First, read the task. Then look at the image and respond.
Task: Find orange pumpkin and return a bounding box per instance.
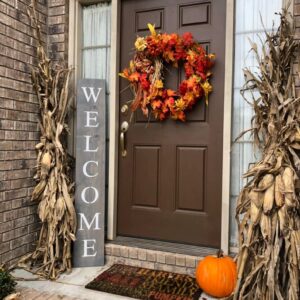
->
[195,250,237,298]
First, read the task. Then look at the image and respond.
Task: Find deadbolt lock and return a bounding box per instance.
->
[121,104,129,115]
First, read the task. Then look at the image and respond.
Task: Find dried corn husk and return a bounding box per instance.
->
[283,167,294,192]
[278,205,287,232]
[283,167,296,208]
[251,202,261,224]
[275,174,285,207]
[249,190,263,208]
[263,183,275,214]
[255,174,274,192]
[294,131,300,142]
[40,152,52,177]
[260,214,271,240]
[18,0,76,280]
[233,8,300,300]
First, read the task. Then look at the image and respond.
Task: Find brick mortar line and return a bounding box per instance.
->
[0,46,45,69]
[2,21,48,45]
[0,186,36,194]
[0,154,36,156]
[0,163,36,167]
[1,227,30,241]
[0,178,36,184]
[0,117,38,124]
[0,133,40,137]
[0,105,40,114]
[1,1,48,26]
[0,209,38,221]
[0,117,39,125]
[0,212,39,222]
[0,190,34,199]
[0,142,39,145]
[7,0,49,15]
[0,126,39,132]
[0,41,66,68]
[0,81,38,96]
[0,63,31,78]
[0,183,35,190]
[0,174,35,182]
[0,45,39,66]
[0,141,38,145]
[0,97,39,108]
[0,17,48,39]
[1,212,39,224]
[0,176,34,183]
[0,221,40,236]
[0,37,65,63]
[1,6,48,30]
[0,133,39,138]
[0,72,32,86]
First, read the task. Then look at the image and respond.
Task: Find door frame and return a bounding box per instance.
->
[69,0,235,253]
[108,0,234,254]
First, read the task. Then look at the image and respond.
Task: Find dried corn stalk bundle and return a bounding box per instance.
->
[232,9,300,300]
[18,1,76,280]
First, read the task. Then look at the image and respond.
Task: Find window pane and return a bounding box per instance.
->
[230,0,282,249]
[81,2,112,204]
[82,2,111,93]
[82,2,111,48]
[82,48,108,81]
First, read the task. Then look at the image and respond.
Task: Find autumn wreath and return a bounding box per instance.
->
[119,24,215,121]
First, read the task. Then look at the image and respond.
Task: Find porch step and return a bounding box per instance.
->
[105,241,217,276]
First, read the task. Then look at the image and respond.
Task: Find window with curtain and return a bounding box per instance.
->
[81,2,111,217]
[82,1,111,127]
[82,2,111,88]
[230,0,282,250]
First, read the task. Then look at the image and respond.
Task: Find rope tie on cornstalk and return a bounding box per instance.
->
[17,0,76,280]
[232,7,300,300]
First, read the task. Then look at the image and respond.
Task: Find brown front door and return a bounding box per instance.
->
[117,0,226,247]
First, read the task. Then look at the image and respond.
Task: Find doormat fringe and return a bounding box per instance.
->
[85,264,202,299]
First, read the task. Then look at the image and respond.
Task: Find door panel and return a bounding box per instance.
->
[117,0,226,247]
[176,146,206,212]
[132,146,160,208]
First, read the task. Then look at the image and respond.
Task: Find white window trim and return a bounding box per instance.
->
[69,0,235,253]
[221,0,234,254]
[69,0,119,242]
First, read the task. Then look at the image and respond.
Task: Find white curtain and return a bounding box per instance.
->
[230,0,282,249]
[82,2,111,92]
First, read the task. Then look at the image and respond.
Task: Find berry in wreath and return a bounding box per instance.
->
[119,24,215,121]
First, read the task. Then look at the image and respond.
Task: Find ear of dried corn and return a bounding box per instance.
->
[18,1,76,280]
[232,8,300,300]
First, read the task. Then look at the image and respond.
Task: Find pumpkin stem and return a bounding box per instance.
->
[217,249,224,258]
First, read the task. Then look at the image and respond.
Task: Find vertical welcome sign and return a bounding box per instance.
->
[74,79,105,267]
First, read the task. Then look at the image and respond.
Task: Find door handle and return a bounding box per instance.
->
[120,121,129,157]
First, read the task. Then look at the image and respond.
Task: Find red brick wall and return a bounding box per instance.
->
[48,0,68,63]
[0,0,68,266]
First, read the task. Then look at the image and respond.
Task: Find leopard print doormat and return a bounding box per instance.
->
[85,264,202,299]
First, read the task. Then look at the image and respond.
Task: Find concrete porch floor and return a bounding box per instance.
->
[12,266,215,300]
[13,267,132,300]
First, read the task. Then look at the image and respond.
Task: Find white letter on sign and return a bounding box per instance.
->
[83,161,98,177]
[82,239,97,257]
[81,87,102,103]
[81,186,99,204]
[84,111,99,127]
[78,213,101,230]
[84,135,98,152]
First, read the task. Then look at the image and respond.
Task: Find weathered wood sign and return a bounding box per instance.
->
[74,79,106,267]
